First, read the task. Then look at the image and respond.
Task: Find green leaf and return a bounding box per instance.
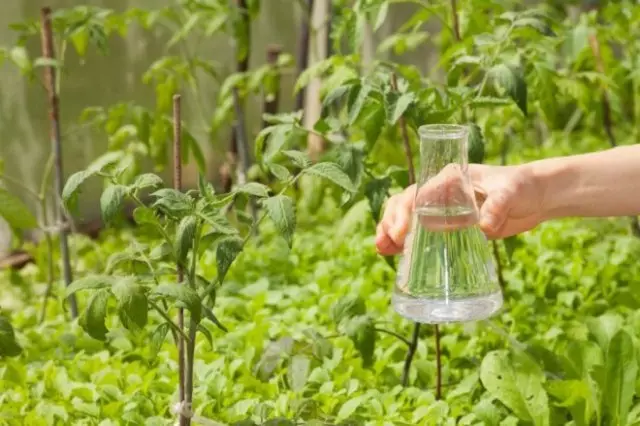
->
[345,315,376,368]
[0,188,37,230]
[304,162,357,193]
[62,170,94,210]
[111,279,148,331]
[151,188,193,216]
[480,350,550,425]
[79,289,111,341]
[216,236,244,283]
[197,324,214,349]
[357,102,385,147]
[150,323,170,358]
[282,150,311,169]
[174,216,197,265]
[470,97,514,108]
[389,92,415,125]
[488,64,528,116]
[348,84,372,125]
[331,294,367,325]
[132,173,164,190]
[513,17,555,36]
[269,164,291,182]
[202,305,228,333]
[65,275,113,298]
[602,330,638,426]
[287,354,311,392]
[337,395,366,421]
[234,182,270,198]
[152,284,201,322]
[261,195,296,248]
[100,184,127,224]
[0,316,22,357]
[467,122,485,164]
[9,46,30,72]
[364,177,390,223]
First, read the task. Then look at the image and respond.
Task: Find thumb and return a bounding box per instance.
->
[478,189,512,236]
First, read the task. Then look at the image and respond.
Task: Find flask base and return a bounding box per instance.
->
[392,291,503,324]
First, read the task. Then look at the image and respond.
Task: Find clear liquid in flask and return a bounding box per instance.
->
[392,206,503,324]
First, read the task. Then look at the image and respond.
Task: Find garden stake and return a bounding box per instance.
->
[173,94,188,426]
[588,33,640,238]
[295,0,314,114]
[40,6,78,319]
[391,73,441,398]
[232,87,257,223]
[261,44,282,131]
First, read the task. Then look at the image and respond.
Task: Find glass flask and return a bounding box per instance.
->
[392,124,503,324]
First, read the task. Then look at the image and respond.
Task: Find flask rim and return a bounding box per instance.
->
[418,124,468,140]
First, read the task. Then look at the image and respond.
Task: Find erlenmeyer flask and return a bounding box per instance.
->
[393,124,503,324]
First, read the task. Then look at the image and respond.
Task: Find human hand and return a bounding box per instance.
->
[375,163,546,256]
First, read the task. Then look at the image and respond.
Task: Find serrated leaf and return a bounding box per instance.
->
[133,206,159,226]
[111,279,148,331]
[269,164,291,182]
[513,17,555,36]
[480,350,550,425]
[151,188,193,216]
[261,195,296,248]
[65,275,113,297]
[100,185,127,224]
[488,64,528,116]
[304,162,357,193]
[79,289,111,341]
[468,123,485,164]
[389,92,415,125]
[133,173,164,190]
[357,102,385,147]
[331,294,367,325]
[345,315,376,368]
[282,150,311,168]
[150,322,170,358]
[62,170,93,210]
[174,216,197,265]
[470,97,513,108]
[287,354,311,392]
[216,236,243,283]
[0,316,22,357]
[0,188,37,230]
[235,182,270,198]
[348,84,372,125]
[364,177,390,223]
[152,284,201,322]
[603,330,637,426]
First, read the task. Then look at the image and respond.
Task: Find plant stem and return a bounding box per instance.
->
[173,94,188,426]
[390,73,416,186]
[401,323,420,386]
[450,0,460,41]
[262,45,282,130]
[40,6,77,319]
[38,153,56,324]
[374,328,411,346]
[231,87,257,223]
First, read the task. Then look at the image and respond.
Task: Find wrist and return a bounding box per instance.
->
[525,155,580,221]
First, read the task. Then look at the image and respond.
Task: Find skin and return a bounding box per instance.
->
[375,144,640,256]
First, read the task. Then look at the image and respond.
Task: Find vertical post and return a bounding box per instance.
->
[295,0,314,113]
[173,94,188,426]
[261,44,282,130]
[40,6,78,318]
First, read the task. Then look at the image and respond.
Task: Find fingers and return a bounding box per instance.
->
[478,189,512,237]
[375,186,415,255]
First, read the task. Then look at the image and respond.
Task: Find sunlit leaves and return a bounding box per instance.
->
[0,189,37,231]
[234,182,270,198]
[111,279,148,331]
[152,284,201,322]
[62,170,95,211]
[261,195,296,248]
[480,350,550,425]
[602,330,637,426]
[151,188,194,217]
[174,216,197,265]
[65,275,113,297]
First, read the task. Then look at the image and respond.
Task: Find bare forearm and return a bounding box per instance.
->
[529,144,640,220]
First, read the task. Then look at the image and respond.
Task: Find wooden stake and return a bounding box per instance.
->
[40,6,78,318]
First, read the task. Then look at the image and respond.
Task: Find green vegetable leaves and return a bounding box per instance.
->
[0,316,22,357]
[79,289,111,341]
[480,350,550,425]
[304,162,357,193]
[100,184,127,224]
[602,330,638,425]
